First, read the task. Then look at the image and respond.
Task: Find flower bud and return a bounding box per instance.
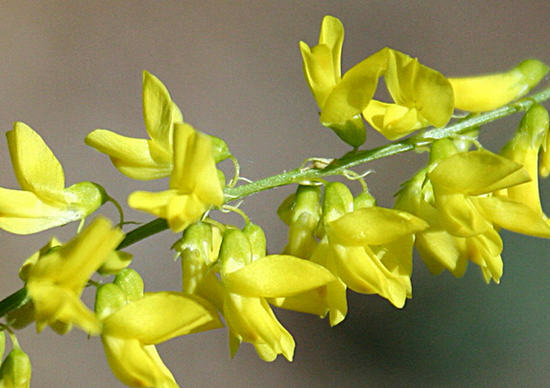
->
[177,222,220,294]
[95,283,127,321]
[353,190,376,210]
[242,223,267,262]
[322,182,354,223]
[281,185,322,257]
[65,181,108,217]
[113,268,144,302]
[219,229,252,276]
[0,342,31,388]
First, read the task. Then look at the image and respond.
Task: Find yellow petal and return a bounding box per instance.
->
[300,15,343,109]
[171,123,224,206]
[27,282,101,334]
[102,292,221,344]
[328,207,428,246]
[428,150,530,195]
[320,47,389,129]
[223,255,335,297]
[30,217,124,292]
[318,15,344,79]
[128,189,178,219]
[415,229,468,277]
[450,59,549,112]
[142,70,180,150]
[102,336,178,388]
[85,129,171,179]
[385,50,453,127]
[0,188,79,234]
[223,293,294,361]
[363,100,425,140]
[433,192,493,237]
[6,122,66,204]
[472,196,550,238]
[332,244,408,308]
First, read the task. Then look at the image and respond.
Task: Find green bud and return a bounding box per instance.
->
[292,185,322,225]
[282,185,322,257]
[94,283,127,321]
[242,223,267,262]
[177,222,215,293]
[517,59,550,90]
[219,229,252,275]
[521,104,549,148]
[66,181,108,216]
[113,268,144,302]
[209,135,232,162]
[429,138,458,164]
[354,190,376,210]
[0,343,31,388]
[322,182,354,223]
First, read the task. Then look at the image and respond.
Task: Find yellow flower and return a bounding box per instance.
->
[24,217,123,334]
[85,71,230,180]
[322,183,428,308]
[128,123,224,232]
[274,185,346,326]
[301,16,454,144]
[95,269,222,388]
[193,224,335,361]
[360,49,454,140]
[300,15,365,146]
[449,59,549,112]
[0,122,106,235]
[429,144,550,239]
[85,71,183,180]
[395,164,504,282]
[397,138,550,283]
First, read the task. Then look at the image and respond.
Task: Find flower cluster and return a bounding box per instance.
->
[301,15,548,146]
[0,14,549,388]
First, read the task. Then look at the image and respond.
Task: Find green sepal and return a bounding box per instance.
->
[327,114,366,148]
[113,268,144,302]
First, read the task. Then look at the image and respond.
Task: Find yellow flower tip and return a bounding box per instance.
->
[450,59,549,112]
[516,59,550,88]
[0,123,107,234]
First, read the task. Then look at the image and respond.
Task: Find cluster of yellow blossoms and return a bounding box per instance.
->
[1,14,549,387]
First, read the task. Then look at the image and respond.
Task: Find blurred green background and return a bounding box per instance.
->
[1,1,549,386]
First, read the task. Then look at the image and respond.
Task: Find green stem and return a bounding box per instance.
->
[112,85,550,247]
[0,288,28,319]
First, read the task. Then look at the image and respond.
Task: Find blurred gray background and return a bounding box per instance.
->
[1,1,549,387]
